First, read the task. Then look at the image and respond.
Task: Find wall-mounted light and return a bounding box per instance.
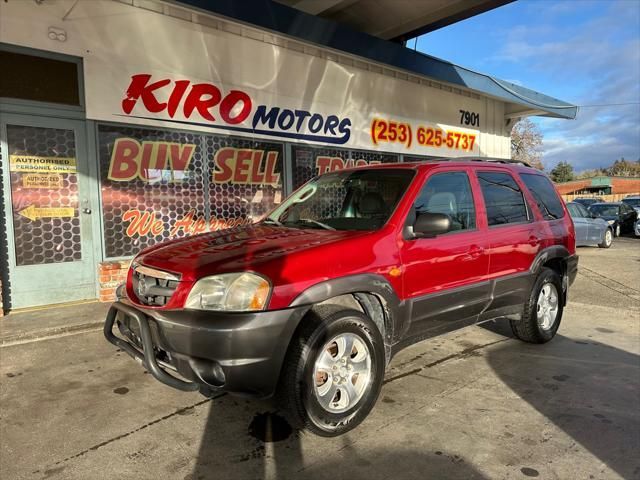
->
[48,26,66,42]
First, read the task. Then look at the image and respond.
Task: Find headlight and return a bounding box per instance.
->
[185,273,270,311]
[607,220,615,225]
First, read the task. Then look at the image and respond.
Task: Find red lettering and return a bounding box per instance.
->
[168,144,195,172]
[122,209,163,237]
[183,83,222,121]
[316,156,331,175]
[139,142,167,181]
[250,151,265,184]
[220,90,252,124]
[193,217,208,234]
[108,138,140,181]
[213,148,235,183]
[155,143,169,178]
[170,210,196,236]
[330,158,346,172]
[234,150,252,183]
[264,151,280,186]
[150,219,164,235]
[355,159,368,167]
[209,218,224,231]
[167,80,191,118]
[122,74,170,114]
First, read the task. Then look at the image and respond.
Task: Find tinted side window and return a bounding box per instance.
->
[477,172,529,226]
[577,203,590,217]
[413,171,476,231]
[520,174,565,220]
[567,204,582,218]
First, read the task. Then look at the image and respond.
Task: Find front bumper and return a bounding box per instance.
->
[104,300,309,397]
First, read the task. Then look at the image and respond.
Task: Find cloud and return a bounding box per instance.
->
[493,0,640,171]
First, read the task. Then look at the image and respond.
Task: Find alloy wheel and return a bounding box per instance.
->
[312,333,372,413]
[537,283,559,330]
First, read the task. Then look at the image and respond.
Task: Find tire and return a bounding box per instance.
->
[598,228,613,248]
[614,224,621,237]
[510,267,564,344]
[277,305,385,437]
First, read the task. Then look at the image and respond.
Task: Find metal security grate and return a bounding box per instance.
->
[6,125,81,266]
[98,125,284,259]
[291,145,399,189]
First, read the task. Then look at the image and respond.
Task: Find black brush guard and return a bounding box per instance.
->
[104,301,199,392]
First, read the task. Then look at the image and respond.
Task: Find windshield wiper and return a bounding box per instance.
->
[295,219,336,230]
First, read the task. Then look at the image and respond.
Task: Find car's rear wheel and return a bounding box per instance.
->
[277,305,385,437]
[598,228,613,248]
[511,267,563,344]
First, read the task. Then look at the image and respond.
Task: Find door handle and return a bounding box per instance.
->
[528,235,540,247]
[83,208,92,214]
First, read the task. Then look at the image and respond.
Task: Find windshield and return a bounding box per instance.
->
[265,169,415,231]
[623,198,640,208]
[590,204,619,217]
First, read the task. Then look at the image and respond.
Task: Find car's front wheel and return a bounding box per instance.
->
[278,305,385,437]
[598,228,613,248]
[614,223,621,237]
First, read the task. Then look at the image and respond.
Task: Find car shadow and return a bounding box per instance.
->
[188,395,489,480]
[480,322,640,479]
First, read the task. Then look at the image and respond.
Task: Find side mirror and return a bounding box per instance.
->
[413,212,451,238]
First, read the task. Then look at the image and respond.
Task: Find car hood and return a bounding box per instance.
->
[594,215,617,221]
[136,224,369,282]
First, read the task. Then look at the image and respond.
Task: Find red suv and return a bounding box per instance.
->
[105,159,578,436]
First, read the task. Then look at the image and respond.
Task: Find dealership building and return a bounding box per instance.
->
[0,0,577,313]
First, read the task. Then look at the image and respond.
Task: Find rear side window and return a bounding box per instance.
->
[477,171,529,226]
[520,174,565,220]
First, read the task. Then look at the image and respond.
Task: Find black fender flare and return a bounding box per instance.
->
[289,274,408,348]
[529,245,571,275]
[529,245,578,304]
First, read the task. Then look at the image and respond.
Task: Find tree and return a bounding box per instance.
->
[550,161,574,183]
[511,118,543,170]
[576,167,607,179]
[607,158,640,177]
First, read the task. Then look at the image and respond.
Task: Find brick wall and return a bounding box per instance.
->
[556,177,640,195]
[98,260,130,302]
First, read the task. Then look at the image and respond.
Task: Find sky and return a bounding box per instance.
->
[416,0,640,172]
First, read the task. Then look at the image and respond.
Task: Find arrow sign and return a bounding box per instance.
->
[18,205,75,221]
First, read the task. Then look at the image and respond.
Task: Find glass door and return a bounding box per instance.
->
[1,114,96,308]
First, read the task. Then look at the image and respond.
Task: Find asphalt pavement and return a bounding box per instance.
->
[1,237,639,480]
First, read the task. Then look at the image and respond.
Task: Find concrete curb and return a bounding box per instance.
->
[0,321,104,347]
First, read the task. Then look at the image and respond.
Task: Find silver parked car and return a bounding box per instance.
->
[567,202,613,248]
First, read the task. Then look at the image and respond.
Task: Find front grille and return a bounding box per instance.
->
[131,264,180,306]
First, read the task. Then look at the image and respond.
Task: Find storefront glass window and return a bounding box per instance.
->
[98,124,283,258]
[6,125,81,266]
[291,145,399,189]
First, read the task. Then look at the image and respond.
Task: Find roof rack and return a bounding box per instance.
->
[431,156,533,168]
